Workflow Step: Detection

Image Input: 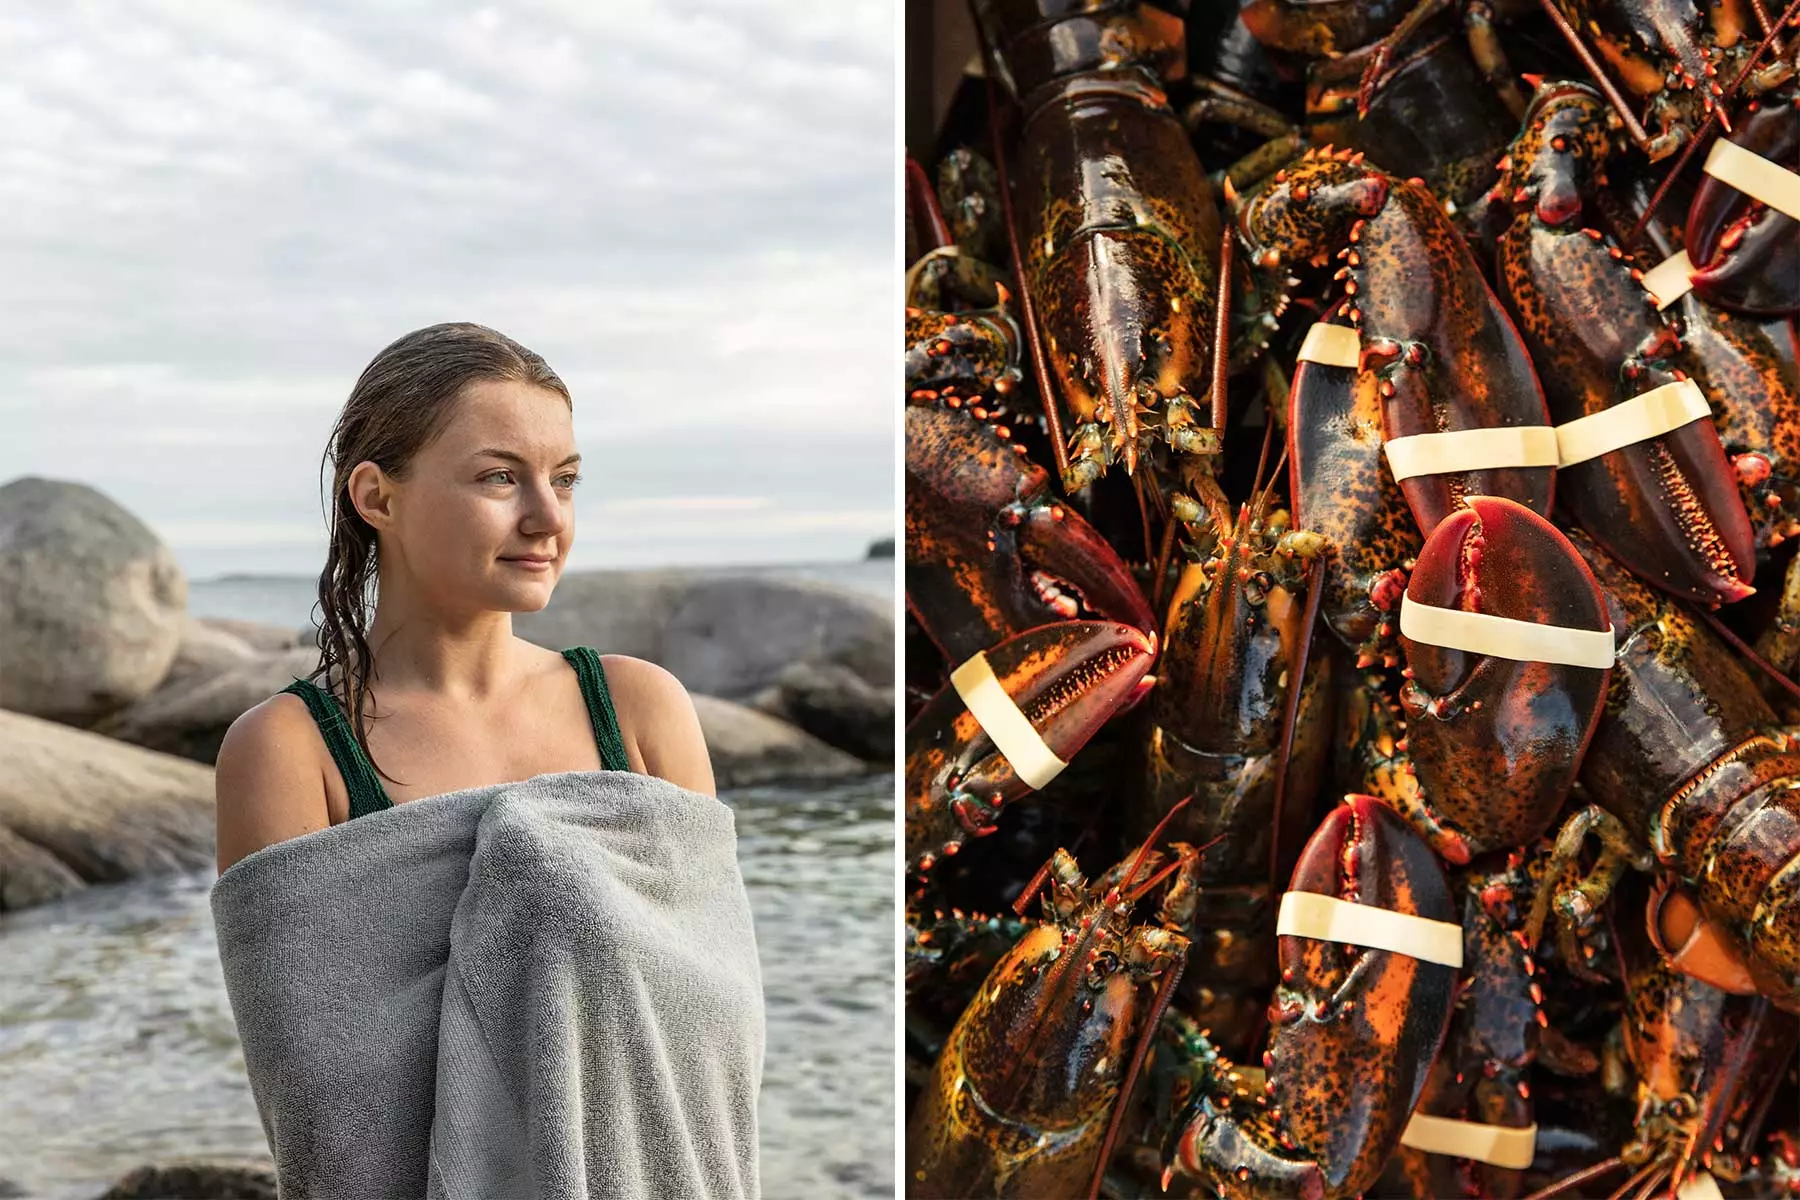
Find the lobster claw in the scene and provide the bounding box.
[1266,796,1458,1196]
[1685,89,1800,316]
[1397,497,1612,863]
[905,403,1155,665]
[1550,373,1756,606]
[1164,795,1458,1199]
[904,619,1156,872]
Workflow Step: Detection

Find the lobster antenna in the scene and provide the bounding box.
[983,66,1075,486]
[1617,1161,1670,1200]
[1011,854,1061,918]
[1691,604,1800,705]
[1535,0,1652,148]
[1114,795,1194,900]
[1268,556,1324,891]
[1122,831,1229,907]
[1211,218,1234,435]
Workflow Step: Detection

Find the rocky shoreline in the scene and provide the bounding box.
[0,475,895,919]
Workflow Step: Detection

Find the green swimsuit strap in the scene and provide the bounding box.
[278,678,394,820]
[560,646,632,773]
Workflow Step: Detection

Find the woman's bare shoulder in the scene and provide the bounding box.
[214,693,332,875]
[597,655,716,797]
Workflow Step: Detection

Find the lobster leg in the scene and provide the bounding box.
[1524,804,1654,983]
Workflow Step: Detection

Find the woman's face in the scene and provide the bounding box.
[354,378,580,615]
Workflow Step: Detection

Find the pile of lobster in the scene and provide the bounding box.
[903,1,1800,1196]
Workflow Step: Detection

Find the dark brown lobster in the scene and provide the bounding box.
[1549,527,1800,1010]
[972,0,1227,491]
[1128,477,1333,1056]
[1490,80,1758,605]
[1236,147,1555,539]
[905,822,1196,1198]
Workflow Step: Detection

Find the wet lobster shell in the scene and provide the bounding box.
[904,619,1155,872]
[905,403,1154,664]
[977,0,1225,486]
[1166,794,1458,1199]
[1493,81,1756,606]
[1397,496,1613,863]
[1238,152,1555,539]
[1288,298,1421,666]
[1686,87,1800,317]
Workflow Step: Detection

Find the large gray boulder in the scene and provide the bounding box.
[752,661,893,764]
[513,571,891,700]
[0,707,215,911]
[0,476,187,723]
[91,643,318,764]
[691,695,868,789]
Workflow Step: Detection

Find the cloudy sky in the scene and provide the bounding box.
[0,2,895,580]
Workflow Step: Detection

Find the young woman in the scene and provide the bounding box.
[215,322,712,854]
[210,322,763,1200]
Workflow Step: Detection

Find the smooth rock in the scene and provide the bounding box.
[92,646,319,765]
[0,708,214,911]
[692,695,869,789]
[513,571,892,699]
[753,661,894,763]
[0,476,188,723]
[94,1158,277,1200]
[157,617,258,694]
[193,616,310,654]
[865,536,895,559]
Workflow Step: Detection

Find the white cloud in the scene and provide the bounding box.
[0,1,895,572]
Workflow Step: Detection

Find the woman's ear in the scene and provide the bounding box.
[346,461,395,530]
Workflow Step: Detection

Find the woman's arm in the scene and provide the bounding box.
[601,655,717,797]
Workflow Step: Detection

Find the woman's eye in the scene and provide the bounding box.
[481,470,581,489]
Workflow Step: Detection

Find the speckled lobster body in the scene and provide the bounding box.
[904,403,1153,665]
[1491,82,1757,605]
[1238,150,1554,538]
[973,0,1225,489]
[1129,493,1332,1056]
[904,838,1191,1198]
[1570,529,1800,1010]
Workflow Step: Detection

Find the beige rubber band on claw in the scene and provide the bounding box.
[1675,1172,1725,1200]
[1641,249,1695,310]
[1384,426,1560,482]
[1704,138,1800,222]
[1400,594,1616,668]
[1276,891,1464,967]
[1297,322,1361,368]
[1400,1113,1538,1170]
[1554,379,1713,466]
[950,651,1069,791]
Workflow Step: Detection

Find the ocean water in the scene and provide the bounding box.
[0,560,895,1199]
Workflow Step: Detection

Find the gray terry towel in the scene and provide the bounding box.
[209,770,765,1200]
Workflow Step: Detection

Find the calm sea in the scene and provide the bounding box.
[0,559,896,1199]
